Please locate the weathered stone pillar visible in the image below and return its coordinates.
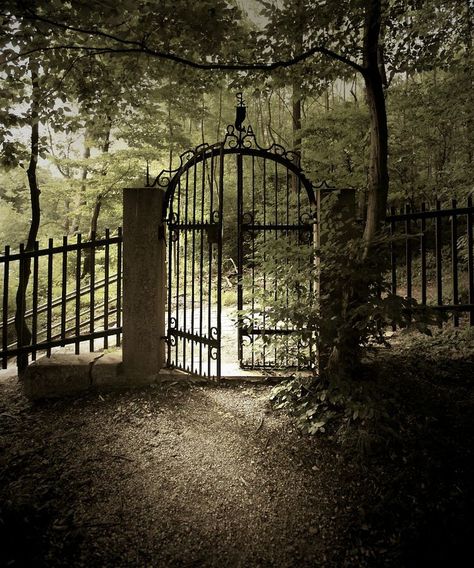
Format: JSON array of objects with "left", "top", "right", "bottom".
[
  {"left": 317, "top": 187, "right": 357, "bottom": 370},
  {"left": 123, "top": 187, "right": 166, "bottom": 381}
]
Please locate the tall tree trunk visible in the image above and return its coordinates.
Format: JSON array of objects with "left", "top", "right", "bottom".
[
  {"left": 292, "top": 82, "right": 302, "bottom": 161},
  {"left": 82, "top": 116, "right": 112, "bottom": 278},
  {"left": 216, "top": 87, "right": 223, "bottom": 140},
  {"left": 15, "top": 61, "right": 41, "bottom": 374},
  {"left": 201, "top": 94, "right": 206, "bottom": 146},
  {"left": 89, "top": 116, "right": 112, "bottom": 240},
  {"left": 292, "top": 0, "right": 303, "bottom": 164},
  {"left": 71, "top": 135, "right": 90, "bottom": 234},
  {"left": 465, "top": 0, "right": 473, "bottom": 164},
  {"left": 88, "top": 116, "right": 112, "bottom": 239},
  {"left": 168, "top": 97, "right": 174, "bottom": 172},
  {"left": 291, "top": 82, "right": 302, "bottom": 192},
  {"left": 323, "top": 0, "right": 389, "bottom": 378},
  {"left": 362, "top": 0, "right": 389, "bottom": 249},
  {"left": 88, "top": 195, "right": 103, "bottom": 238},
  {"left": 257, "top": 93, "right": 268, "bottom": 146}
]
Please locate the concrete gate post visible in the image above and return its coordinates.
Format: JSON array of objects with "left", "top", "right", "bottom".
[
  {"left": 123, "top": 187, "right": 166, "bottom": 382},
  {"left": 317, "top": 187, "right": 357, "bottom": 369}
]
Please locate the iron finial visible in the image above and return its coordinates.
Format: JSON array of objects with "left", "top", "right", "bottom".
[
  {"left": 236, "top": 92, "right": 245, "bottom": 107},
  {"left": 235, "top": 92, "right": 246, "bottom": 134}
]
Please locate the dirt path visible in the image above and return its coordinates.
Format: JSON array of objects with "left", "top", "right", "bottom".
[
  {"left": 0, "top": 376, "right": 359, "bottom": 567},
  {"left": 2, "top": 328, "right": 473, "bottom": 568}
]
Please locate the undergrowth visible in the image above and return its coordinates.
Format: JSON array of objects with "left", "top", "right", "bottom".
[{"left": 270, "top": 326, "right": 474, "bottom": 456}]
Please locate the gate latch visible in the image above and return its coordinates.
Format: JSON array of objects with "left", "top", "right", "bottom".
[{"left": 205, "top": 224, "right": 220, "bottom": 245}]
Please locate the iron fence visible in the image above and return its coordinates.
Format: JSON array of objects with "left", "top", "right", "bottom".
[
  {"left": 1, "top": 197, "right": 472, "bottom": 372},
  {"left": 0, "top": 228, "right": 122, "bottom": 368},
  {"left": 386, "top": 197, "right": 474, "bottom": 326}
]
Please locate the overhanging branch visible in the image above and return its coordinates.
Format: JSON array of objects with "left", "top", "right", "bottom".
[{"left": 10, "top": 8, "right": 366, "bottom": 75}]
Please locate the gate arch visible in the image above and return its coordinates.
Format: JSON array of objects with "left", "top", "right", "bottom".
[{"left": 152, "top": 97, "right": 318, "bottom": 379}]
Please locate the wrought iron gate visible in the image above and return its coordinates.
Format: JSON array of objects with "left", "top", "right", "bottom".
[{"left": 153, "top": 94, "right": 317, "bottom": 379}]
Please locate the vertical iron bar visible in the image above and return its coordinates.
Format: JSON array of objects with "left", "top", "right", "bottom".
[
  {"left": 467, "top": 195, "right": 473, "bottom": 326},
  {"left": 216, "top": 145, "right": 224, "bottom": 379},
  {"left": 421, "top": 203, "right": 427, "bottom": 305},
  {"left": 191, "top": 156, "right": 197, "bottom": 373},
  {"left": 104, "top": 228, "right": 110, "bottom": 349},
  {"left": 175, "top": 178, "right": 182, "bottom": 367},
  {"left": 61, "top": 235, "right": 67, "bottom": 344},
  {"left": 175, "top": 177, "right": 181, "bottom": 365},
  {"left": 390, "top": 207, "right": 397, "bottom": 296},
  {"left": 390, "top": 207, "right": 396, "bottom": 331},
  {"left": 308, "top": 177, "right": 315, "bottom": 368},
  {"left": 75, "top": 234, "right": 81, "bottom": 354},
  {"left": 405, "top": 204, "right": 412, "bottom": 300},
  {"left": 274, "top": 160, "right": 278, "bottom": 366},
  {"left": 236, "top": 151, "right": 244, "bottom": 365},
  {"left": 46, "top": 238, "right": 53, "bottom": 357},
  {"left": 2, "top": 246, "right": 9, "bottom": 368},
  {"left": 31, "top": 241, "right": 39, "bottom": 361},
  {"left": 451, "top": 199, "right": 459, "bottom": 326},
  {"left": 116, "top": 227, "right": 122, "bottom": 346},
  {"left": 167, "top": 191, "right": 174, "bottom": 368},
  {"left": 17, "top": 244, "right": 26, "bottom": 364},
  {"left": 183, "top": 167, "right": 189, "bottom": 371},
  {"left": 251, "top": 154, "right": 255, "bottom": 368},
  {"left": 199, "top": 154, "right": 205, "bottom": 377},
  {"left": 435, "top": 200, "right": 443, "bottom": 306},
  {"left": 208, "top": 152, "right": 214, "bottom": 377},
  {"left": 286, "top": 168, "right": 290, "bottom": 368},
  {"left": 262, "top": 158, "right": 267, "bottom": 367},
  {"left": 89, "top": 231, "right": 96, "bottom": 351}
]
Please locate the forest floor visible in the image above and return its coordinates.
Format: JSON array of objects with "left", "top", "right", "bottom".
[{"left": 0, "top": 327, "right": 473, "bottom": 567}]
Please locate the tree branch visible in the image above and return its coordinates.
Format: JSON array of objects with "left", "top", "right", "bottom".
[{"left": 10, "top": 8, "right": 366, "bottom": 74}]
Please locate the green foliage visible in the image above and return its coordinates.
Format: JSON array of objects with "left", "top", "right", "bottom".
[
  {"left": 270, "top": 373, "right": 389, "bottom": 441},
  {"left": 260, "top": 191, "right": 446, "bottom": 439},
  {"left": 388, "top": 66, "right": 474, "bottom": 204},
  {"left": 304, "top": 102, "right": 369, "bottom": 188},
  {"left": 249, "top": 191, "right": 444, "bottom": 378},
  {"left": 318, "top": 194, "right": 444, "bottom": 365}
]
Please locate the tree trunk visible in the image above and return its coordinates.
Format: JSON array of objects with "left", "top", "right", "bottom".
[
  {"left": 321, "top": 0, "right": 389, "bottom": 379},
  {"left": 292, "top": 0, "right": 303, "bottom": 164},
  {"left": 292, "top": 81, "right": 302, "bottom": 160},
  {"left": 88, "top": 116, "right": 111, "bottom": 239},
  {"left": 362, "top": 0, "right": 389, "bottom": 249},
  {"left": 88, "top": 195, "right": 102, "bottom": 238},
  {"left": 15, "top": 61, "right": 41, "bottom": 374},
  {"left": 71, "top": 136, "right": 90, "bottom": 234},
  {"left": 82, "top": 116, "right": 112, "bottom": 278},
  {"left": 216, "top": 87, "right": 223, "bottom": 140},
  {"left": 465, "top": 0, "right": 473, "bottom": 164},
  {"left": 291, "top": 82, "right": 302, "bottom": 192}
]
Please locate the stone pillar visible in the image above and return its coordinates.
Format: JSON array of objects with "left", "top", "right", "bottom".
[
  {"left": 317, "top": 187, "right": 357, "bottom": 370},
  {"left": 123, "top": 187, "right": 166, "bottom": 381}
]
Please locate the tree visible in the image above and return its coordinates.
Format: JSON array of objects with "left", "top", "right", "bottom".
[{"left": 1, "top": 0, "right": 471, "bottom": 376}]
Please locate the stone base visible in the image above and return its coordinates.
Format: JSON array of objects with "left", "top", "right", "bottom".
[
  {"left": 21, "top": 350, "right": 184, "bottom": 400},
  {"left": 22, "top": 352, "right": 103, "bottom": 399},
  {"left": 20, "top": 349, "right": 283, "bottom": 400},
  {"left": 91, "top": 351, "right": 126, "bottom": 388}
]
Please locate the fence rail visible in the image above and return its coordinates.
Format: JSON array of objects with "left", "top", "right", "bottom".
[
  {"left": 1, "top": 199, "right": 473, "bottom": 371},
  {"left": 386, "top": 197, "right": 473, "bottom": 326},
  {"left": 0, "top": 228, "right": 123, "bottom": 368}
]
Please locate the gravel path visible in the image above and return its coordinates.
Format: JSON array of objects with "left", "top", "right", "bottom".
[
  {"left": 2, "top": 330, "right": 474, "bottom": 567},
  {"left": 0, "top": 376, "right": 359, "bottom": 567}
]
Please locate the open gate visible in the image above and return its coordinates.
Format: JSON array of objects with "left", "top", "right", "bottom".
[{"left": 153, "top": 95, "right": 318, "bottom": 379}]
